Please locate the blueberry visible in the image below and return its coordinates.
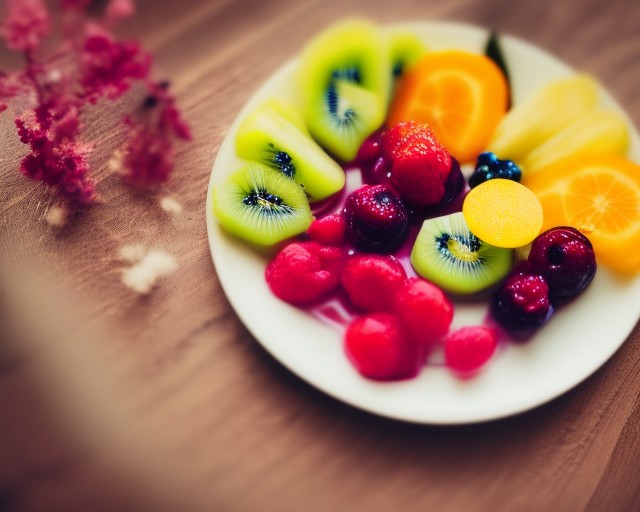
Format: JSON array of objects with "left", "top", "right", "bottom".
[{"left": 468, "top": 152, "right": 522, "bottom": 188}]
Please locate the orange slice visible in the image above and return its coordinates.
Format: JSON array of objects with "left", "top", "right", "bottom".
[
  {"left": 462, "top": 179, "right": 544, "bottom": 248},
  {"left": 524, "top": 154, "right": 640, "bottom": 273},
  {"left": 387, "top": 50, "right": 508, "bottom": 164}
]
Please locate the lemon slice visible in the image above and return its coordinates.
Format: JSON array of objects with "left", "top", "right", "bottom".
[{"left": 462, "top": 179, "right": 544, "bottom": 248}]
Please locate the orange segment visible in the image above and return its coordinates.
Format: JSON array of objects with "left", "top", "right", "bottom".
[
  {"left": 387, "top": 50, "right": 508, "bottom": 164},
  {"left": 524, "top": 154, "right": 640, "bottom": 273}
]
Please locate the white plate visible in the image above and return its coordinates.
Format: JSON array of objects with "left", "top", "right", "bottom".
[{"left": 206, "top": 21, "right": 640, "bottom": 424}]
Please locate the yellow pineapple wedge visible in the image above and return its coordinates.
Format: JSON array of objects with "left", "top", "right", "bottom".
[
  {"left": 521, "top": 109, "right": 630, "bottom": 175},
  {"left": 487, "top": 74, "right": 599, "bottom": 162}
]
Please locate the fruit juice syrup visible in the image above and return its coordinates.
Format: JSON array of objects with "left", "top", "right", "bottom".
[{"left": 305, "top": 164, "right": 469, "bottom": 343}]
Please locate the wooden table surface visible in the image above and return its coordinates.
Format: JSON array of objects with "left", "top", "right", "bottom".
[{"left": 1, "top": 0, "right": 640, "bottom": 511}]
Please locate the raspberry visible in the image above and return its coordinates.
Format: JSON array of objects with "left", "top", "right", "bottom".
[
  {"left": 492, "top": 273, "right": 554, "bottom": 334},
  {"left": 341, "top": 254, "right": 408, "bottom": 312},
  {"left": 265, "top": 241, "right": 346, "bottom": 306},
  {"left": 381, "top": 121, "right": 453, "bottom": 210},
  {"left": 344, "top": 313, "right": 422, "bottom": 380},
  {"left": 444, "top": 326, "right": 498, "bottom": 374},
  {"left": 393, "top": 277, "right": 453, "bottom": 348},
  {"left": 307, "top": 213, "right": 346, "bottom": 246}
]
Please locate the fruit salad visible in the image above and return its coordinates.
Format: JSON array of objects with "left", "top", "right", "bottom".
[{"left": 211, "top": 19, "right": 640, "bottom": 383}]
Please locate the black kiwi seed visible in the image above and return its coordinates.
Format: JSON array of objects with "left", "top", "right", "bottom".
[
  {"left": 436, "top": 233, "right": 485, "bottom": 272},
  {"left": 327, "top": 83, "right": 339, "bottom": 116},
  {"left": 265, "top": 144, "right": 296, "bottom": 179},
  {"left": 326, "top": 82, "right": 357, "bottom": 127},
  {"left": 331, "top": 65, "right": 361, "bottom": 84},
  {"left": 242, "top": 187, "right": 295, "bottom": 217},
  {"left": 392, "top": 60, "right": 404, "bottom": 78}
]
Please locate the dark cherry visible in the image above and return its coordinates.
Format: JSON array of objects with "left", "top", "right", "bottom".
[
  {"left": 427, "top": 158, "right": 464, "bottom": 213},
  {"left": 492, "top": 273, "right": 554, "bottom": 336},
  {"left": 355, "top": 129, "right": 384, "bottom": 165},
  {"left": 527, "top": 226, "right": 596, "bottom": 303},
  {"left": 343, "top": 184, "right": 410, "bottom": 253},
  {"left": 357, "top": 130, "right": 391, "bottom": 185}
]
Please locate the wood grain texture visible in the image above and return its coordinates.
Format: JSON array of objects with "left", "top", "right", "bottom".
[{"left": 1, "top": 0, "right": 639, "bottom": 511}]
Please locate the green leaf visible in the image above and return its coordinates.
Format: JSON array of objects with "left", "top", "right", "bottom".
[{"left": 485, "top": 31, "right": 511, "bottom": 109}]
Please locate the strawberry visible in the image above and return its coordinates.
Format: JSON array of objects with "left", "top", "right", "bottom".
[
  {"left": 341, "top": 254, "right": 408, "bottom": 312},
  {"left": 381, "top": 121, "right": 452, "bottom": 210},
  {"left": 344, "top": 313, "right": 422, "bottom": 380},
  {"left": 444, "top": 326, "right": 498, "bottom": 374},
  {"left": 265, "top": 241, "right": 347, "bottom": 306}
]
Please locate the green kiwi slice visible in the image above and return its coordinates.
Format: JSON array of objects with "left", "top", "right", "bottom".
[
  {"left": 212, "top": 163, "right": 313, "bottom": 246},
  {"left": 235, "top": 99, "right": 345, "bottom": 202},
  {"left": 297, "top": 19, "right": 390, "bottom": 162},
  {"left": 386, "top": 29, "right": 426, "bottom": 82},
  {"left": 411, "top": 212, "right": 513, "bottom": 295}
]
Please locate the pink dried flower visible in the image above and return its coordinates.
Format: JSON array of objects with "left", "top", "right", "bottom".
[
  {"left": 2, "top": 0, "right": 51, "bottom": 53},
  {"left": 162, "top": 104, "right": 192, "bottom": 141},
  {"left": 118, "top": 82, "right": 191, "bottom": 187},
  {"left": 105, "top": 0, "right": 135, "bottom": 23},
  {"left": 0, "top": 0, "right": 190, "bottom": 211},
  {"left": 60, "top": 0, "right": 91, "bottom": 10},
  {"left": 0, "top": 73, "right": 22, "bottom": 112},
  {"left": 81, "top": 33, "right": 152, "bottom": 103},
  {"left": 147, "top": 80, "right": 192, "bottom": 140},
  {"left": 0, "top": 72, "right": 26, "bottom": 104},
  {"left": 120, "top": 117, "right": 175, "bottom": 187},
  {"left": 16, "top": 105, "right": 96, "bottom": 206}
]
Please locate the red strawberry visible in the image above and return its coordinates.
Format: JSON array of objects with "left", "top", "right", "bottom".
[
  {"left": 393, "top": 277, "right": 454, "bottom": 350},
  {"left": 265, "top": 241, "right": 347, "bottom": 306},
  {"left": 444, "top": 326, "right": 498, "bottom": 374},
  {"left": 341, "top": 254, "right": 408, "bottom": 312},
  {"left": 307, "top": 213, "right": 346, "bottom": 246},
  {"left": 344, "top": 313, "right": 422, "bottom": 380},
  {"left": 382, "top": 121, "right": 452, "bottom": 210}
]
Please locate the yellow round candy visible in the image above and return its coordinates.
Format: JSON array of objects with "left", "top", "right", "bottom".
[{"left": 462, "top": 179, "right": 543, "bottom": 248}]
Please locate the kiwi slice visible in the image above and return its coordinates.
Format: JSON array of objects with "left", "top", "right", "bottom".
[
  {"left": 235, "top": 99, "right": 345, "bottom": 202},
  {"left": 297, "top": 19, "right": 390, "bottom": 162},
  {"left": 212, "top": 163, "right": 313, "bottom": 246},
  {"left": 386, "top": 29, "right": 426, "bottom": 82},
  {"left": 261, "top": 97, "right": 309, "bottom": 134},
  {"left": 411, "top": 212, "right": 513, "bottom": 295}
]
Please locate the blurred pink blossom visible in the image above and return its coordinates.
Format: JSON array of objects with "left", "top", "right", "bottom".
[
  {"left": 106, "top": 0, "right": 136, "bottom": 22},
  {"left": 0, "top": 0, "right": 190, "bottom": 209},
  {"left": 2, "top": 0, "right": 50, "bottom": 52}
]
